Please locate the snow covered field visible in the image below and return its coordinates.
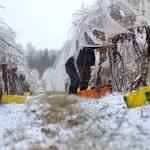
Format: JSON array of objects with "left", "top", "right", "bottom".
[{"left": 0, "top": 93, "right": 150, "bottom": 150}]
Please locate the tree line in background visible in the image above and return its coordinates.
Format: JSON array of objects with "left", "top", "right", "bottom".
[{"left": 26, "top": 43, "right": 59, "bottom": 78}]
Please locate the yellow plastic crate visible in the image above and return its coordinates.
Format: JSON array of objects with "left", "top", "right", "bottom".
[
  {"left": 124, "top": 85, "right": 150, "bottom": 108},
  {"left": 1, "top": 95, "right": 26, "bottom": 104}
]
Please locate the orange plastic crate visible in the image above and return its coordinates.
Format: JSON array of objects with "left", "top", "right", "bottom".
[{"left": 77, "top": 87, "right": 112, "bottom": 99}]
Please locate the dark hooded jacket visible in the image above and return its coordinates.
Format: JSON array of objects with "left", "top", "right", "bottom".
[{"left": 76, "top": 47, "right": 95, "bottom": 66}]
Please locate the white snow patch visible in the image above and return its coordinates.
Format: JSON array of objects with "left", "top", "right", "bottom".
[{"left": 0, "top": 93, "right": 150, "bottom": 149}]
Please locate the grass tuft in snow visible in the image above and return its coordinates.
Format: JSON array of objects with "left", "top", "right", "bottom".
[
  {"left": 38, "top": 93, "right": 83, "bottom": 124},
  {"left": 67, "top": 114, "right": 87, "bottom": 126},
  {"left": 46, "top": 94, "right": 77, "bottom": 108}
]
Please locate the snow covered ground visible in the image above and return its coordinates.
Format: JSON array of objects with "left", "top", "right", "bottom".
[{"left": 0, "top": 93, "right": 150, "bottom": 150}]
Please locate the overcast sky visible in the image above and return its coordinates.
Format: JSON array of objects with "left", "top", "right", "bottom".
[{"left": 0, "top": 0, "right": 96, "bottom": 50}]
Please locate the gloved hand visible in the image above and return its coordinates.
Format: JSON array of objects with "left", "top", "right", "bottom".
[{"left": 96, "top": 87, "right": 101, "bottom": 93}]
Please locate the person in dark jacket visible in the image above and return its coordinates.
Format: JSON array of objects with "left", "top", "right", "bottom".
[
  {"left": 76, "top": 47, "right": 95, "bottom": 90},
  {"left": 65, "top": 47, "right": 96, "bottom": 94},
  {"left": 65, "top": 56, "right": 80, "bottom": 94}
]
